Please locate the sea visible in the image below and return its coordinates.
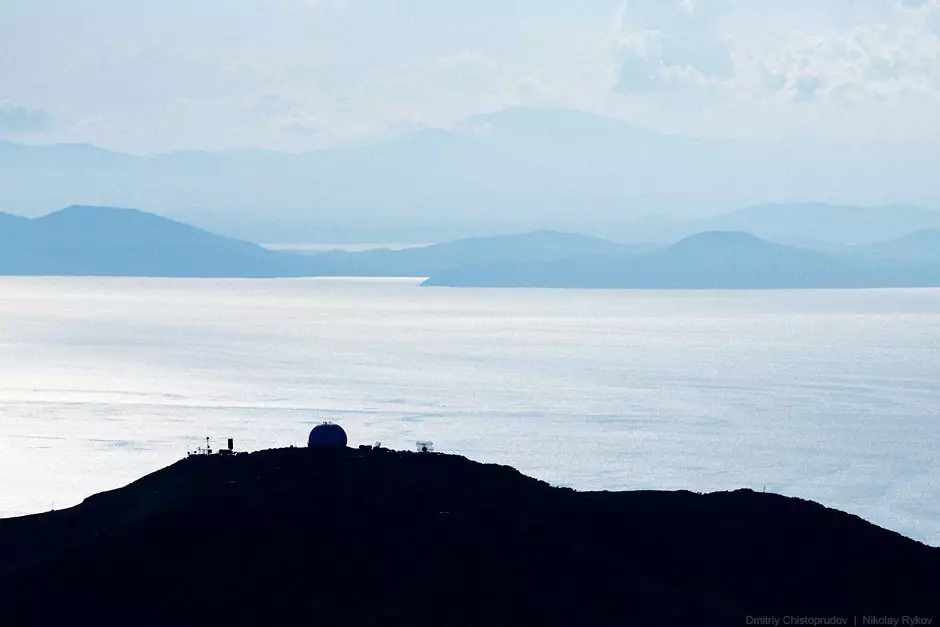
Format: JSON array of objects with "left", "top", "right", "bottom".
[{"left": 1, "top": 277, "right": 938, "bottom": 545}]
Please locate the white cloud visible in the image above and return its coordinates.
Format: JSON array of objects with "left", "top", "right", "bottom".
[
  {"left": 614, "top": 0, "right": 735, "bottom": 93},
  {"left": 2, "top": 0, "right": 940, "bottom": 149},
  {"left": 609, "top": 0, "right": 940, "bottom": 138},
  {"left": 755, "top": 7, "right": 940, "bottom": 104}
]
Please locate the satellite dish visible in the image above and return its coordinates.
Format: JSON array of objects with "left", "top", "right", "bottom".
[{"left": 416, "top": 441, "right": 434, "bottom": 453}]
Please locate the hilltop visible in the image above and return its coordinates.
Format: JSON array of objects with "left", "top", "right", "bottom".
[
  {"left": 665, "top": 203, "right": 940, "bottom": 248},
  {"left": 0, "top": 205, "right": 321, "bottom": 277},
  {"left": 0, "top": 446, "right": 937, "bottom": 626}
]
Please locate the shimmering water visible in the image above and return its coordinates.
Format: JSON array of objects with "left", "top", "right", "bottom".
[{"left": 1, "top": 277, "right": 938, "bottom": 544}]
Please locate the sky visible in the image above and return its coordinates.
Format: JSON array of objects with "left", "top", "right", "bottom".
[{"left": 2, "top": 0, "right": 940, "bottom": 153}]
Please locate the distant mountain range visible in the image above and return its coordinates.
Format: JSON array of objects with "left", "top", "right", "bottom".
[
  {"left": 850, "top": 229, "right": 940, "bottom": 264},
  {"left": 0, "top": 206, "right": 314, "bottom": 277},
  {"left": 424, "top": 231, "right": 940, "bottom": 289},
  {"left": 2, "top": 107, "right": 938, "bottom": 243},
  {"left": 309, "top": 230, "right": 651, "bottom": 278},
  {"left": 3, "top": 205, "right": 940, "bottom": 289},
  {"left": 641, "top": 203, "right": 940, "bottom": 249},
  {"left": 0, "top": 206, "right": 639, "bottom": 279}
]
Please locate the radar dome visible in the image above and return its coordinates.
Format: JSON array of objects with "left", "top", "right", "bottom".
[{"left": 308, "top": 423, "right": 347, "bottom": 448}]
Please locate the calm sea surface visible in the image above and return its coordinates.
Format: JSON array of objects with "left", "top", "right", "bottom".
[{"left": 1, "top": 277, "right": 938, "bottom": 544}]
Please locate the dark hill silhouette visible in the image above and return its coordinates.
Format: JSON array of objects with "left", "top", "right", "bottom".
[
  {"left": 0, "top": 446, "right": 936, "bottom": 626},
  {"left": 424, "top": 231, "right": 890, "bottom": 289},
  {"left": 0, "top": 205, "right": 323, "bottom": 277}
]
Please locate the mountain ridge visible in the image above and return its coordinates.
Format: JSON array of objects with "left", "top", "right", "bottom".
[
  {"left": 423, "top": 230, "right": 939, "bottom": 289},
  {"left": 313, "top": 229, "right": 647, "bottom": 277},
  {"left": 4, "top": 206, "right": 940, "bottom": 287},
  {"left": 2, "top": 107, "right": 938, "bottom": 242},
  {"left": 851, "top": 229, "right": 940, "bottom": 263},
  {"left": 693, "top": 203, "right": 940, "bottom": 247},
  {"left": 0, "top": 206, "right": 644, "bottom": 279},
  {"left": 0, "top": 205, "right": 319, "bottom": 277}
]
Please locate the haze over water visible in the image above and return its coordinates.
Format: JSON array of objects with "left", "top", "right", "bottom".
[{"left": 1, "top": 277, "right": 938, "bottom": 545}]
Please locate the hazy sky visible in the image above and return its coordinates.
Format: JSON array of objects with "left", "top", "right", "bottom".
[{"left": 2, "top": 0, "right": 939, "bottom": 152}]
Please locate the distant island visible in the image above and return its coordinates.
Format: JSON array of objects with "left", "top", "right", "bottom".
[
  {"left": 423, "top": 230, "right": 940, "bottom": 289},
  {"left": 3, "top": 205, "right": 940, "bottom": 289},
  {"left": 0, "top": 445, "right": 936, "bottom": 626},
  {"left": 0, "top": 205, "right": 317, "bottom": 278}
]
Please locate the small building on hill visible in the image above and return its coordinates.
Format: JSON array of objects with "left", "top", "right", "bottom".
[{"left": 308, "top": 423, "right": 347, "bottom": 449}]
